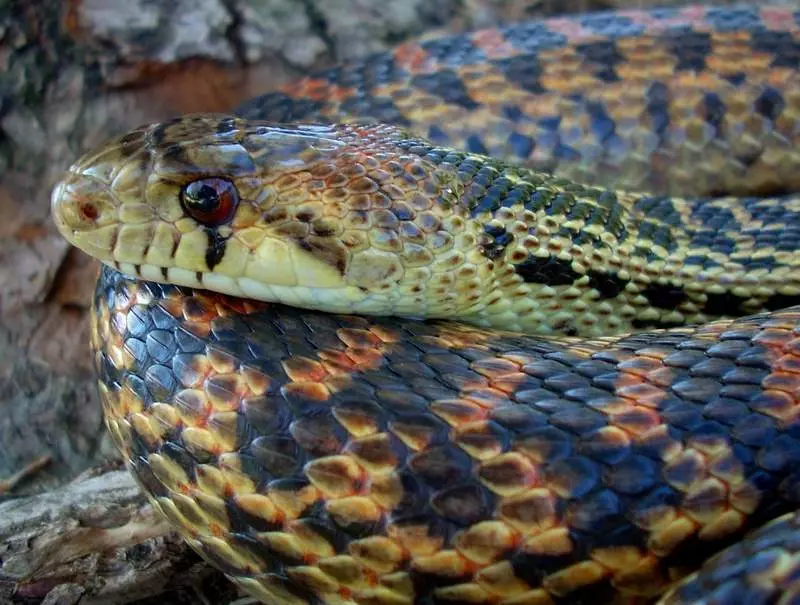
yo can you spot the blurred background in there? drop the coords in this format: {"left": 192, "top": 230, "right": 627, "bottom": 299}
{"left": 0, "top": 0, "right": 750, "bottom": 602}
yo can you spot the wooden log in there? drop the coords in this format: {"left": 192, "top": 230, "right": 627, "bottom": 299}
{"left": 0, "top": 467, "right": 242, "bottom": 604}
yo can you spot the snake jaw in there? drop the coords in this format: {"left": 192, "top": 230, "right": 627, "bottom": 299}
{"left": 50, "top": 114, "right": 490, "bottom": 317}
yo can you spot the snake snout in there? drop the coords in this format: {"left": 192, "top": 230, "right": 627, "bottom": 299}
{"left": 51, "top": 175, "right": 118, "bottom": 233}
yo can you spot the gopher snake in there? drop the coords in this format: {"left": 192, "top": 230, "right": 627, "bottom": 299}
{"left": 51, "top": 4, "right": 800, "bottom": 604}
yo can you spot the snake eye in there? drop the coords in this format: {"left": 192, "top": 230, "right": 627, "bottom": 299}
{"left": 181, "top": 178, "right": 239, "bottom": 225}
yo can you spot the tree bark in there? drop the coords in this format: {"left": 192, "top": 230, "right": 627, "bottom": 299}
{"left": 0, "top": 467, "right": 241, "bottom": 605}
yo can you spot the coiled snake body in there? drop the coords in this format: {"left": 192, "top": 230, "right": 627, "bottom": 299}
{"left": 51, "top": 4, "right": 800, "bottom": 604}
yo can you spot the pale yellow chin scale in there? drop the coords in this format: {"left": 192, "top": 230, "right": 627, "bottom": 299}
{"left": 108, "top": 258, "right": 379, "bottom": 317}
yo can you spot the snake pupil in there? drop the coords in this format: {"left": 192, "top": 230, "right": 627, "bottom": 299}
{"left": 181, "top": 178, "right": 239, "bottom": 225}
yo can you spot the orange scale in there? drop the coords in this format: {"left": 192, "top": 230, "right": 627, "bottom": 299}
{"left": 762, "top": 371, "right": 800, "bottom": 394}
{"left": 305, "top": 455, "right": 367, "bottom": 499}
{"left": 616, "top": 382, "right": 668, "bottom": 408}
{"left": 181, "top": 295, "right": 218, "bottom": 322}
{"left": 336, "top": 327, "right": 385, "bottom": 348}
{"left": 470, "top": 357, "right": 521, "bottom": 378}
{"left": 173, "top": 354, "right": 212, "bottom": 388}
{"left": 204, "top": 373, "right": 246, "bottom": 411}
{"left": 617, "top": 355, "right": 666, "bottom": 378}
{"left": 241, "top": 365, "right": 271, "bottom": 396}
{"left": 774, "top": 353, "right": 800, "bottom": 374}
{"left": 462, "top": 387, "right": 509, "bottom": 408}
{"left": 491, "top": 372, "right": 537, "bottom": 394}
{"left": 607, "top": 405, "right": 662, "bottom": 435}
{"left": 282, "top": 381, "right": 331, "bottom": 403}
{"left": 207, "top": 347, "right": 237, "bottom": 373}
{"left": 646, "top": 366, "right": 680, "bottom": 388}
{"left": 319, "top": 350, "right": 359, "bottom": 375}
{"left": 345, "top": 348, "right": 386, "bottom": 368}
{"left": 430, "top": 399, "right": 487, "bottom": 427}
{"left": 470, "top": 29, "right": 517, "bottom": 60}
{"left": 754, "top": 328, "right": 795, "bottom": 347}
{"left": 610, "top": 372, "right": 654, "bottom": 389}
{"left": 782, "top": 337, "right": 800, "bottom": 356}
{"left": 173, "top": 388, "right": 211, "bottom": 426}
{"left": 281, "top": 355, "right": 329, "bottom": 383}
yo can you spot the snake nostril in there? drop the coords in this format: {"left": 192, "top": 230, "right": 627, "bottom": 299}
{"left": 79, "top": 201, "right": 99, "bottom": 221}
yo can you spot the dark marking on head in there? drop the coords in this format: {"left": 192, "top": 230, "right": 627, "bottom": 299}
{"left": 514, "top": 255, "right": 580, "bottom": 285}
{"left": 216, "top": 117, "right": 238, "bottom": 135}
{"left": 160, "top": 144, "right": 255, "bottom": 178}
{"left": 588, "top": 271, "right": 627, "bottom": 299}
{"left": 297, "top": 237, "right": 348, "bottom": 275}
{"left": 118, "top": 128, "right": 148, "bottom": 157}
{"left": 161, "top": 267, "right": 169, "bottom": 281}
{"left": 205, "top": 228, "right": 229, "bottom": 271}
{"left": 641, "top": 283, "right": 688, "bottom": 309}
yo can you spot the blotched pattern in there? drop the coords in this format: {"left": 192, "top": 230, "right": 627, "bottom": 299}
{"left": 238, "top": 4, "right": 800, "bottom": 198}
{"left": 92, "top": 266, "right": 800, "bottom": 605}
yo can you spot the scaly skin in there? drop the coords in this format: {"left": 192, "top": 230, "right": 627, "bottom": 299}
{"left": 90, "top": 267, "right": 800, "bottom": 605}
{"left": 51, "top": 117, "right": 800, "bottom": 336}
{"left": 50, "top": 4, "right": 800, "bottom": 604}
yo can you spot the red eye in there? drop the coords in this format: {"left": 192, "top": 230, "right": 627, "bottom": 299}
{"left": 180, "top": 178, "right": 239, "bottom": 225}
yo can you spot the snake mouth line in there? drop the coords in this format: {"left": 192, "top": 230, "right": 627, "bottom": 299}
{"left": 106, "top": 260, "right": 429, "bottom": 317}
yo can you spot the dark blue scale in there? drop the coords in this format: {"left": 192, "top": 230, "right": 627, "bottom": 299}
{"left": 575, "top": 41, "right": 624, "bottom": 83}
{"left": 491, "top": 54, "right": 546, "bottom": 94}
{"left": 235, "top": 92, "right": 326, "bottom": 123}
{"left": 419, "top": 34, "right": 488, "bottom": 67}
{"left": 752, "top": 30, "right": 800, "bottom": 69}
{"left": 411, "top": 70, "right": 482, "bottom": 110}
{"left": 704, "top": 7, "right": 763, "bottom": 31}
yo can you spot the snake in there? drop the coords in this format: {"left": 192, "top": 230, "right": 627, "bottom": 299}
{"left": 49, "top": 3, "right": 800, "bottom": 604}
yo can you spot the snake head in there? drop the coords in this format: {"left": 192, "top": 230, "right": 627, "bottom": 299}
{"left": 51, "top": 113, "right": 485, "bottom": 317}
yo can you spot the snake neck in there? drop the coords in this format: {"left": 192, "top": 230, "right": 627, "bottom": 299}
{"left": 390, "top": 135, "right": 800, "bottom": 336}
{"left": 51, "top": 118, "right": 800, "bottom": 337}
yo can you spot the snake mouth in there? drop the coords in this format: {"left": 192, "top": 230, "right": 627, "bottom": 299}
{"left": 103, "top": 259, "right": 431, "bottom": 317}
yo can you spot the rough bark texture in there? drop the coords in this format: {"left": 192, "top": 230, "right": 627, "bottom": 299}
{"left": 0, "top": 466, "right": 241, "bottom": 604}
{"left": 0, "top": 1, "right": 739, "bottom": 603}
